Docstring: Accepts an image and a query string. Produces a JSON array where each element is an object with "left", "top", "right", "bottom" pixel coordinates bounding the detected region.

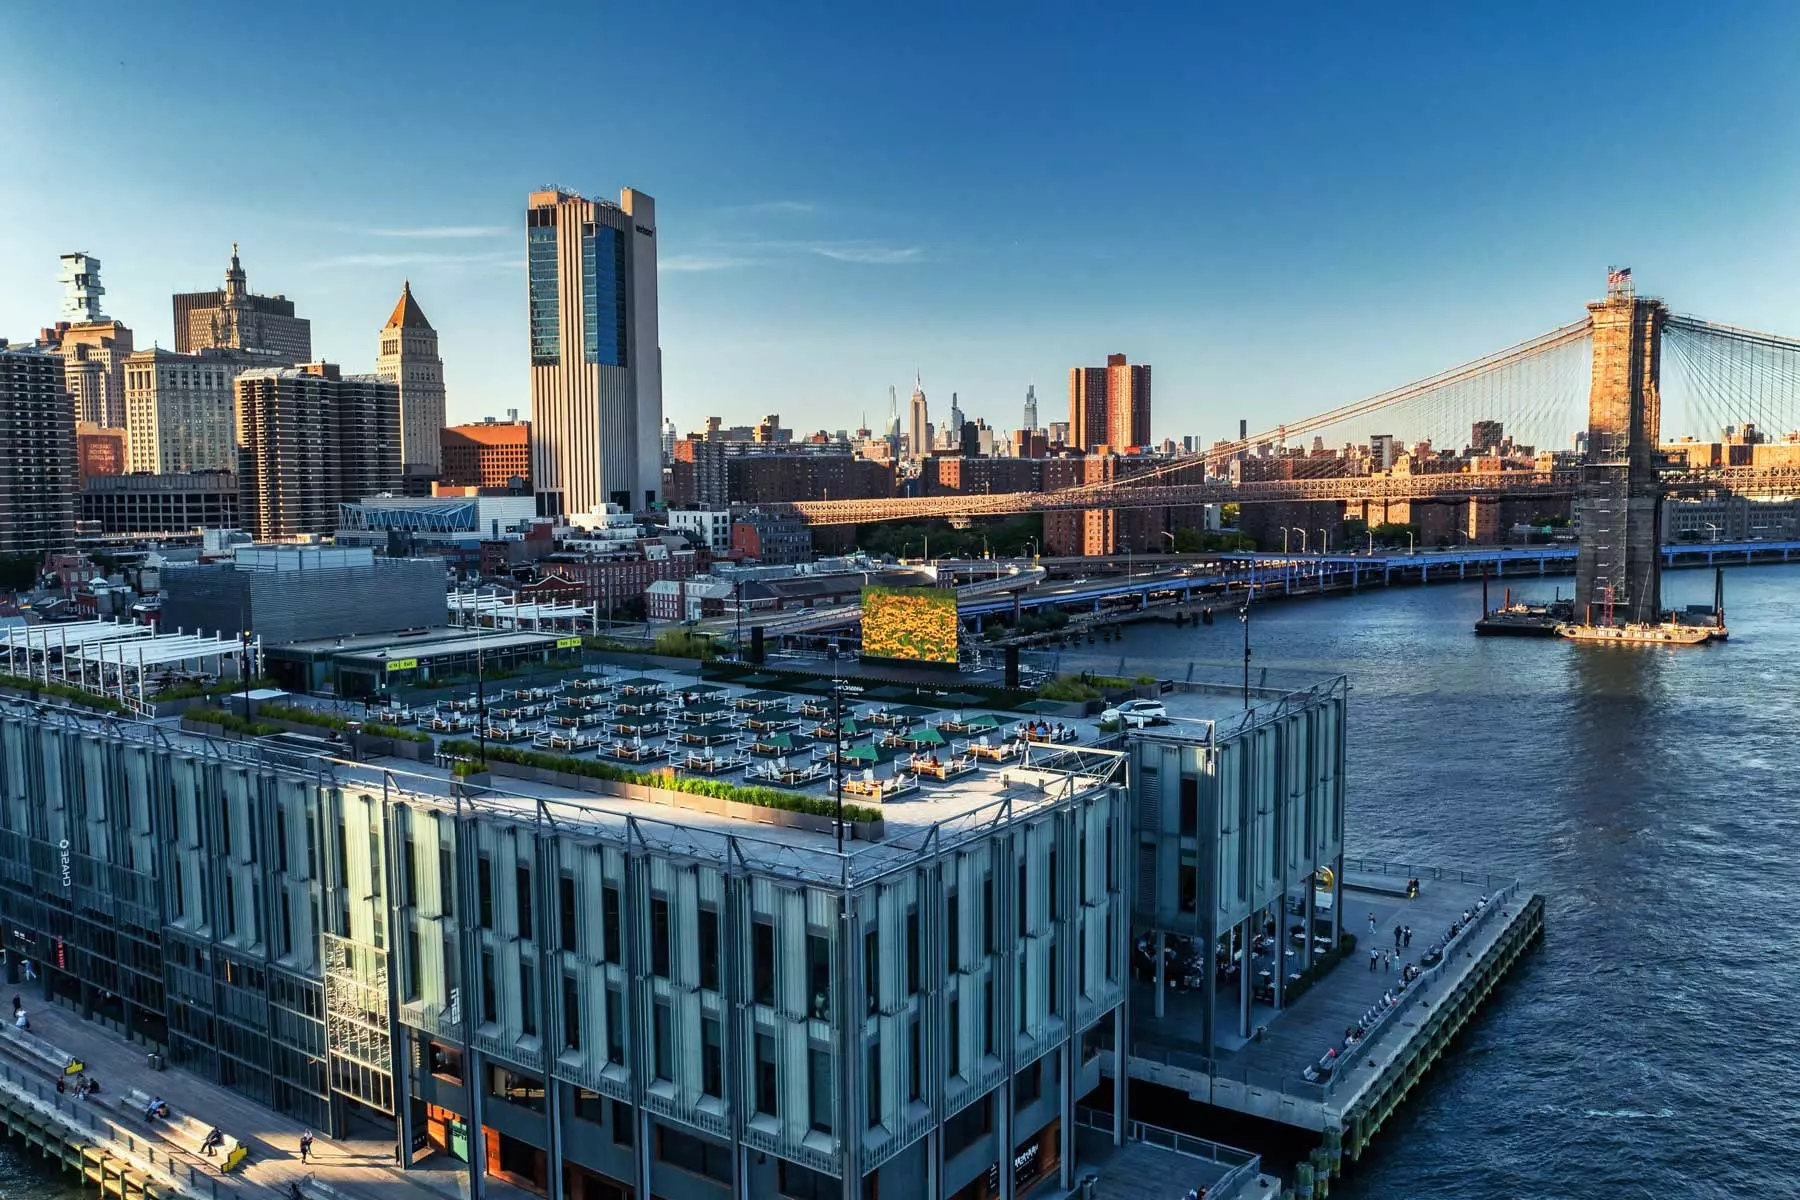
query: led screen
[{"left": 860, "top": 585, "right": 959, "bottom": 664}]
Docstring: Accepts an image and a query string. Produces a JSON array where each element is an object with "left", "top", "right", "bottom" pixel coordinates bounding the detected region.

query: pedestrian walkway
[{"left": 0, "top": 1003, "right": 519, "bottom": 1200}]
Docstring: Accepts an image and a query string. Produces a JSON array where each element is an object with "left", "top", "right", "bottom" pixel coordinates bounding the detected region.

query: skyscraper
[
  {"left": 234, "top": 363, "right": 401, "bottom": 540},
  {"left": 1068, "top": 353, "right": 1151, "bottom": 451},
  {"left": 908, "top": 371, "right": 928, "bottom": 457},
  {"left": 376, "top": 281, "right": 446, "bottom": 478},
  {"left": 526, "top": 187, "right": 662, "bottom": 517},
  {"left": 0, "top": 340, "right": 77, "bottom": 555},
  {"left": 886, "top": 384, "right": 901, "bottom": 460},
  {"left": 1022, "top": 383, "right": 1038, "bottom": 431},
  {"left": 947, "top": 390, "right": 964, "bottom": 440},
  {"left": 55, "top": 254, "right": 133, "bottom": 428},
  {"left": 124, "top": 347, "right": 256, "bottom": 473},
  {"left": 173, "top": 245, "right": 311, "bottom": 362}
]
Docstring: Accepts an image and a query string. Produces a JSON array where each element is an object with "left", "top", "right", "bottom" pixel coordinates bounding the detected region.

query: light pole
[
  {"left": 1317, "top": 529, "right": 1329, "bottom": 555},
  {"left": 1161, "top": 530, "right": 1176, "bottom": 554},
  {"left": 1703, "top": 521, "right": 1719, "bottom": 543},
  {"left": 1292, "top": 528, "right": 1308, "bottom": 553},
  {"left": 1239, "top": 598, "right": 1251, "bottom": 711},
  {"left": 1408, "top": 530, "right": 1415, "bottom": 556},
  {"left": 1366, "top": 531, "right": 1374, "bottom": 555},
  {"left": 1281, "top": 528, "right": 1290, "bottom": 554}
]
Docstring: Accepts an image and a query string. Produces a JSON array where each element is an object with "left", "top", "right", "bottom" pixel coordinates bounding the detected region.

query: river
[{"left": 1055, "top": 562, "right": 1800, "bottom": 1199}]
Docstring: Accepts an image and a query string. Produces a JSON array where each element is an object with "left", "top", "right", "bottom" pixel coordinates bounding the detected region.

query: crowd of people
[{"left": 1018, "top": 719, "right": 1076, "bottom": 742}]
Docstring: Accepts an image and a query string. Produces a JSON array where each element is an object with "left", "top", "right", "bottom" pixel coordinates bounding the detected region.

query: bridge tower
[{"left": 1576, "top": 272, "right": 1668, "bottom": 624}]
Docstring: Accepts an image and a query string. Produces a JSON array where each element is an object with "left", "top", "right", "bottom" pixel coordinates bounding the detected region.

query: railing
[
  {"left": 0, "top": 1057, "right": 218, "bottom": 1199},
  {"left": 1074, "top": 1107, "right": 1262, "bottom": 1199}
]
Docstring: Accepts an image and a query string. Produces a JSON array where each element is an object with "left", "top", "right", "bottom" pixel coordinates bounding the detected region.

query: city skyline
[{"left": 6, "top": 5, "right": 1800, "bottom": 441}]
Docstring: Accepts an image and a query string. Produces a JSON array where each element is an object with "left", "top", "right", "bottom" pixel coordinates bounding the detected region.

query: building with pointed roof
[
  {"left": 376, "top": 280, "right": 447, "bottom": 478},
  {"left": 172, "top": 244, "right": 311, "bottom": 362}
]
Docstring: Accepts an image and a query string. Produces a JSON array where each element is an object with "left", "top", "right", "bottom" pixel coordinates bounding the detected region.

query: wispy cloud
[
  {"left": 304, "top": 250, "right": 520, "bottom": 272},
  {"left": 803, "top": 241, "right": 923, "bottom": 264},
  {"left": 661, "top": 254, "right": 760, "bottom": 272},
  {"left": 340, "top": 224, "right": 509, "bottom": 239}
]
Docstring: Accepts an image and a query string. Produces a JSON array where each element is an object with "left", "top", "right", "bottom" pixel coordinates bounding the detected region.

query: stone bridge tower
[{"left": 1576, "top": 276, "right": 1668, "bottom": 624}]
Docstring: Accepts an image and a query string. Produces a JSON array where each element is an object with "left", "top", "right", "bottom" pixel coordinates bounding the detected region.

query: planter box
[{"left": 454, "top": 772, "right": 492, "bottom": 790}]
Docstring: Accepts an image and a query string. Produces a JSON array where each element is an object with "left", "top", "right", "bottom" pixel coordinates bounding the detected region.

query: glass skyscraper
[{"left": 525, "top": 188, "right": 662, "bottom": 517}]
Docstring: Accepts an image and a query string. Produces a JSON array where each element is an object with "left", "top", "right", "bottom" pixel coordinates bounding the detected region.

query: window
[
  {"left": 404, "top": 927, "right": 420, "bottom": 1001},
  {"left": 865, "top": 930, "right": 879, "bottom": 1015},
  {"left": 945, "top": 895, "right": 959, "bottom": 973},
  {"left": 605, "top": 987, "right": 625, "bottom": 1066},
  {"left": 808, "top": 1047, "right": 833, "bottom": 1134},
  {"left": 702, "top": 1016, "right": 722, "bottom": 1098},
  {"left": 656, "top": 1125, "right": 730, "bottom": 1183},
  {"left": 779, "top": 1161, "right": 836, "bottom": 1200},
  {"left": 905, "top": 910, "right": 920, "bottom": 996},
  {"left": 1105, "top": 824, "right": 1116, "bottom": 892},
  {"left": 908, "top": 1019, "right": 921, "bottom": 1102},
  {"left": 611, "top": 1100, "right": 633, "bottom": 1147},
  {"left": 1179, "top": 862, "right": 1198, "bottom": 914},
  {"left": 1179, "top": 777, "right": 1199, "bottom": 837},
  {"left": 488, "top": 1065, "right": 545, "bottom": 1112},
  {"left": 427, "top": 1041, "right": 462, "bottom": 1083},
  {"left": 480, "top": 948, "right": 496, "bottom": 1023},
  {"left": 650, "top": 897, "right": 670, "bottom": 978},
  {"left": 580, "top": 223, "right": 629, "bottom": 367},
  {"left": 559, "top": 873, "right": 577, "bottom": 953},
  {"left": 983, "top": 876, "right": 996, "bottom": 956},
  {"left": 1014, "top": 1060, "right": 1041, "bottom": 1110},
  {"left": 866, "top": 1044, "right": 881, "bottom": 1128},
  {"left": 527, "top": 225, "right": 561, "bottom": 366},
  {"left": 477, "top": 855, "right": 493, "bottom": 928},
  {"left": 806, "top": 932, "right": 831, "bottom": 1018},
  {"left": 563, "top": 973, "right": 581, "bottom": 1051},
  {"left": 1018, "top": 861, "right": 1029, "bottom": 938},
  {"left": 1048, "top": 847, "right": 1060, "bottom": 921},
  {"left": 698, "top": 907, "right": 719, "bottom": 991},
  {"left": 516, "top": 866, "right": 533, "bottom": 940},
  {"left": 947, "top": 996, "right": 961, "bottom": 1076},
  {"left": 753, "top": 919, "right": 775, "bottom": 1005},
  {"left": 573, "top": 1087, "right": 604, "bottom": 1126},
  {"left": 602, "top": 884, "right": 620, "bottom": 963},
  {"left": 984, "top": 978, "right": 995, "bottom": 1055},
  {"left": 653, "top": 1002, "right": 672, "bottom": 1082},
  {"left": 520, "top": 962, "right": 536, "bottom": 1037},
  {"left": 1048, "top": 944, "right": 1060, "bottom": 1017},
  {"left": 943, "top": 1095, "right": 991, "bottom": 1159},
  {"left": 755, "top": 1033, "right": 778, "bottom": 1116}
]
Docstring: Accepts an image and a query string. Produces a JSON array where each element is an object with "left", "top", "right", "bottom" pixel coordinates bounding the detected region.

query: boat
[{"left": 1554, "top": 621, "right": 1710, "bottom": 646}]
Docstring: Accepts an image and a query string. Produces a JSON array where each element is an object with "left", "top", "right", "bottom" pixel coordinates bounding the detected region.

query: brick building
[{"left": 441, "top": 419, "right": 531, "bottom": 489}]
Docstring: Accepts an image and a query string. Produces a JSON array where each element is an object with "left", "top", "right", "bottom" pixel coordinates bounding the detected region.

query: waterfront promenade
[{"left": 0, "top": 1001, "right": 538, "bottom": 1200}]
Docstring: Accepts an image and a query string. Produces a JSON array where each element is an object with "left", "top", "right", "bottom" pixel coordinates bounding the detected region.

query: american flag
[{"left": 1608, "top": 267, "right": 1632, "bottom": 286}]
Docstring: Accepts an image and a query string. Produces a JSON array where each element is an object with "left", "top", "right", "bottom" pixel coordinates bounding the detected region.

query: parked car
[{"left": 1101, "top": 699, "right": 1168, "bottom": 727}]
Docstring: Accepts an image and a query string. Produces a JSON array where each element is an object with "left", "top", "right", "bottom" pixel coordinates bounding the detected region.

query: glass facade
[
  {"left": 528, "top": 225, "right": 560, "bottom": 366},
  {"left": 581, "top": 223, "right": 628, "bottom": 367}
]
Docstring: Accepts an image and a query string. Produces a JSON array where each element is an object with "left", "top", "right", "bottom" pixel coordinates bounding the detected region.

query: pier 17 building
[{"left": 0, "top": 673, "right": 1348, "bottom": 1200}]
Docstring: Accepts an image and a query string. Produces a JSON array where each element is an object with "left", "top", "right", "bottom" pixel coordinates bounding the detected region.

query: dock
[{"left": 1120, "top": 860, "right": 1545, "bottom": 1195}]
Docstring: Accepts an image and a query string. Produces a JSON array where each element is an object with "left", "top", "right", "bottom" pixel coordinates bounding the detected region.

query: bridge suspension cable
[{"left": 1663, "top": 315, "right": 1800, "bottom": 442}]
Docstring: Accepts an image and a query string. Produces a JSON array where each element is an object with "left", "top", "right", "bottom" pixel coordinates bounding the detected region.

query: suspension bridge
[{"left": 780, "top": 274, "right": 1800, "bottom": 622}]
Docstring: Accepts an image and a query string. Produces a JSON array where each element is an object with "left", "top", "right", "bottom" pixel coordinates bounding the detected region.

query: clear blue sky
[{"left": 5, "top": 1, "right": 1800, "bottom": 441}]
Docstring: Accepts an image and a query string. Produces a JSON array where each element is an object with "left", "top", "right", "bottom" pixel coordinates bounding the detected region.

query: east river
[
  {"left": 1, "top": 565, "right": 1794, "bottom": 1199},
  {"left": 1054, "top": 562, "right": 1800, "bottom": 1199}
]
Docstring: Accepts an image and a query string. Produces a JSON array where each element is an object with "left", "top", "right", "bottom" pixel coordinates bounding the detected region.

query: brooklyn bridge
[{"left": 778, "top": 274, "right": 1800, "bottom": 623}]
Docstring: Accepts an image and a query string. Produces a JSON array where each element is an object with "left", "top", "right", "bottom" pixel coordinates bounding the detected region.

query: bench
[
  {"left": 125, "top": 1087, "right": 247, "bottom": 1172},
  {"left": 0, "top": 1022, "right": 85, "bottom": 1077}
]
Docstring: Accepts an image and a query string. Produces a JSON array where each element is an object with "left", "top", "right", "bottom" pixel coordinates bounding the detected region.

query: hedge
[
  {"left": 0, "top": 674, "right": 125, "bottom": 714},
  {"left": 1038, "top": 677, "right": 1101, "bottom": 702},
  {"left": 186, "top": 708, "right": 285, "bottom": 737},
  {"left": 257, "top": 702, "right": 433, "bottom": 744},
  {"left": 437, "top": 739, "right": 882, "bottom": 824}
]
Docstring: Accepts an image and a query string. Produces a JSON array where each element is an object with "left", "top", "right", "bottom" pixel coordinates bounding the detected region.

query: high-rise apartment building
[
  {"left": 234, "top": 363, "right": 401, "bottom": 539},
  {"left": 0, "top": 340, "right": 78, "bottom": 555},
  {"left": 526, "top": 187, "right": 662, "bottom": 518},
  {"left": 441, "top": 419, "right": 532, "bottom": 489},
  {"left": 123, "top": 347, "right": 257, "bottom": 474},
  {"left": 1022, "top": 383, "right": 1038, "bottom": 431},
  {"left": 376, "top": 282, "right": 447, "bottom": 478},
  {"left": 173, "top": 244, "right": 312, "bottom": 362},
  {"left": 909, "top": 372, "right": 929, "bottom": 458},
  {"left": 1068, "top": 354, "right": 1151, "bottom": 452},
  {"left": 55, "top": 254, "right": 135, "bottom": 428}
]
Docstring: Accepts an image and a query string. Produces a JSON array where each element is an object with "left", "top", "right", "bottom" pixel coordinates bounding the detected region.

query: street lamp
[
  {"left": 1366, "top": 531, "right": 1374, "bottom": 555},
  {"left": 1161, "top": 530, "right": 1176, "bottom": 553},
  {"left": 1317, "top": 529, "right": 1329, "bottom": 555},
  {"left": 1238, "top": 598, "right": 1251, "bottom": 711},
  {"left": 1408, "top": 530, "right": 1415, "bottom": 556},
  {"left": 1291, "top": 528, "right": 1308, "bottom": 553},
  {"left": 1703, "top": 521, "right": 1720, "bottom": 543}
]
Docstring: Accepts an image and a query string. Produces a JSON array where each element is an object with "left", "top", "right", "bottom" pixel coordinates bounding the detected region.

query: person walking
[
  {"left": 1404, "top": 925, "right": 1413, "bottom": 947},
  {"left": 299, "top": 1131, "right": 313, "bottom": 1164},
  {"left": 1367, "top": 913, "right": 1377, "bottom": 935}
]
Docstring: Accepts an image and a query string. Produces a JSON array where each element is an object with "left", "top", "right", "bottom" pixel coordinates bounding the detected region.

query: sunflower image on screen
[{"left": 861, "top": 585, "right": 959, "bottom": 664}]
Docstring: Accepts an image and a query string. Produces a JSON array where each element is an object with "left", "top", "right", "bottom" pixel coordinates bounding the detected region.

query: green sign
[
  {"left": 556, "top": 636, "right": 583, "bottom": 650},
  {"left": 386, "top": 658, "right": 418, "bottom": 672}
]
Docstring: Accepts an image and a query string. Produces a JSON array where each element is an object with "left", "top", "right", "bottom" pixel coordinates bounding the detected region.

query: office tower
[
  {"left": 909, "top": 371, "right": 928, "bottom": 457},
  {"left": 234, "top": 363, "right": 401, "bottom": 540},
  {"left": 886, "top": 384, "right": 901, "bottom": 460},
  {"left": 947, "top": 390, "right": 964, "bottom": 437},
  {"left": 123, "top": 347, "right": 257, "bottom": 474},
  {"left": 54, "top": 253, "right": 135, "bottom": 428},
  {"left": 1068, "top": 353, "right": 1151, "bottom": 452},
  {"left": 0, "top": 340, "right": 77, "bottom": 554},
  {"left": 1023, "top": 383, "right": 1038, "bottom": 431},
  {"left": 375, "top": 281, "right": 447, "bottom": 479},
  {"left": 525, "top": 187, "right": 662, "bottom": 517},
  {"left": 441, "top": 419, "right": 531, "bottom": 489},
  {"left": 173, "top": 244, "right": 312, "bottom": 361},
  {"left": 661, "top": 417, "right": 677, "bottom": 463}
]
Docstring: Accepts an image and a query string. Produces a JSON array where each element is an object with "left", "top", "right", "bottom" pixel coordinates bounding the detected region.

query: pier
[{"left": 1119, "top": 860, "right": 1545, "bottom": 1196}]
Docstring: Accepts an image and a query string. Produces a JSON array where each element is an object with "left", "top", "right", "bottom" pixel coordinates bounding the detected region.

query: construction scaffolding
[
  {"left": 0, "top": 619, "right": 256, "bottom": 714},
  {"left": 446, "top": 588, "right": 594, "bottom": 631}
]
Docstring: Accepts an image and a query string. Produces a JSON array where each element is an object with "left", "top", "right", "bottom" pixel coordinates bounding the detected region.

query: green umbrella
[
  {"left": 842, "top": 744, "right": 881, "bottom": 763},
  {"left": 757, "top": 733, "right": 796, "bottom": 751},
  {"left": 679, "top": 683, "right": 727, "bottom": 695},
  {"left": 614, "top": 676, "right": 666, "bottom": 689},
  {"left": 963, "top": 714, "right": 1001, "bottom": 730},
  {"left": 909, "top": 727, "right": 947, "bottom": 747},
  {"left": 736, "top": 674, "right": 782, "bottom": 686},
  {"left": 738, "top": 689, "right": 790, "bottom": 702},
  {"left": 1016, "top": 699, "right": 1065, "bottom": 715},
  {"left": 894, "top": 705, "right": 938, "bottom": 720},
  {"left": 936, "top": 692, "right": 985, "bottom": 706},
  {"left": 686, "top": 723, "right": 737, "bottom": 741},
  {"left": 865, "top": 685, "right": 913, "bottom": 700}
]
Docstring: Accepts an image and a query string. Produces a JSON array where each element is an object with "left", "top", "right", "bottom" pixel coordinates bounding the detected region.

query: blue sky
[{"left": 5, "top": 1, "right": 1800, "bottom": 441}]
